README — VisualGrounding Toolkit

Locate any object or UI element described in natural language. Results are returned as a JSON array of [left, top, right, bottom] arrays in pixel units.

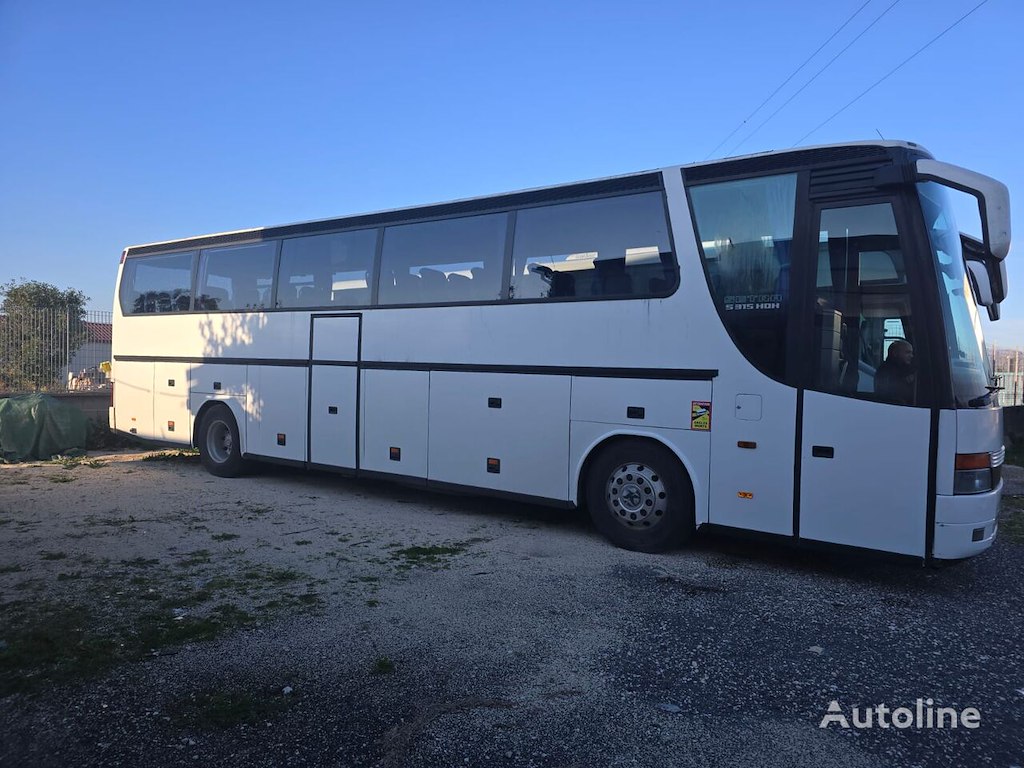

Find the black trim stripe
[[115, 355, 310, 367], [113, 355, 718, 381], [792, 388, 804, 538], [925, 408, 940, 561], [359, 363, 717, 380]]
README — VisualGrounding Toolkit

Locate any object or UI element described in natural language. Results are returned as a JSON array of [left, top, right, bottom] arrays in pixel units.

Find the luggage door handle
[[811, 445, 834, 459]]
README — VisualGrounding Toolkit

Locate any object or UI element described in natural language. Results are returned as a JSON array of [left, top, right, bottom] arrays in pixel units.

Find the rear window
[[119, 252, 196, 314]]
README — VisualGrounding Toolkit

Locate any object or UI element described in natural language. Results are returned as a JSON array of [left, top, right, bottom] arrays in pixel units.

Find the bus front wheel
[[585, 439, 694, 553], [198, 404, 248, 478]]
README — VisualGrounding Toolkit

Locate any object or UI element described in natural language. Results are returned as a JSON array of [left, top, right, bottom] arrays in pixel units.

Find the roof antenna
[[875, 128, 886, 139]]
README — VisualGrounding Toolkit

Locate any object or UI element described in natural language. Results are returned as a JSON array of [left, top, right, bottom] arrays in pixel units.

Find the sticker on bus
[[691, 401, 711, 431]]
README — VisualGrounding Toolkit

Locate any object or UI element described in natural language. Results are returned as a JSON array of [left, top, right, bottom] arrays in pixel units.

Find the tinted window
[[510, 193, 674, 300], [196, 242, 277, 311], [378, 214, 507, 305], [278, 229, 377, 308], [812, 203, 917, 404], [120, 252, 196, 314], [690, 174, 797, 380]]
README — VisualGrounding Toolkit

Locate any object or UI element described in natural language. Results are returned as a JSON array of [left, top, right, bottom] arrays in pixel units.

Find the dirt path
[[2, 451, 1022, 767]]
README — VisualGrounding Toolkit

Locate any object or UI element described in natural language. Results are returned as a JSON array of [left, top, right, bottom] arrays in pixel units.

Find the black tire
[[585, 439, 694, 553], [197, 404, 248, 478]]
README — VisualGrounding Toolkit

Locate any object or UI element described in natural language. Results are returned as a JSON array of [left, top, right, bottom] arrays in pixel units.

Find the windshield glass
[[917, 181, 993, 407]]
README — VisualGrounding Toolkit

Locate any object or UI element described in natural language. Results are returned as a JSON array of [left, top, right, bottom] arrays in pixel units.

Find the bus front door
[[309, 314, 361, 469], [796, 200, 931, 557]]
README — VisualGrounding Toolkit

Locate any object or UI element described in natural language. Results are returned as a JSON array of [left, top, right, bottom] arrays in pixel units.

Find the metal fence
[[0, 309, 113, 394], [994, 348, 1024, 408]]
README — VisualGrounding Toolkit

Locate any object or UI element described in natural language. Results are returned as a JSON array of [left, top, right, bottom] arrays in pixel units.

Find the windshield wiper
[[967, 385, 1002, 408]]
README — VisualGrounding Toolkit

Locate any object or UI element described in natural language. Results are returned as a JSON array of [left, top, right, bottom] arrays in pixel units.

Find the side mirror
[[966, 261, 994, 306], [917, 159, 1011, 261]]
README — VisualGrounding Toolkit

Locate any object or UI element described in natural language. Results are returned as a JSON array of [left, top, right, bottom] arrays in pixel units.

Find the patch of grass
[[0, 602, 117, 695], [141, 449, 199, 462], [84, 514, 133, 528], [39, 551, 68, 561], [294, 539, 312, 546], [211, 532, 240, 542], [0, 549, 325, 696], [389, 541, 476, 571], [371, 656, 395, 675], [0, 563, 24, 574], [171, 685, 295, 729], [365, 599, 380, 608], [240, 502, 274, 516], [178, 549, 212, 567], [1000, 495, 1024, 543], [242, 566, 301, 584], [50, 454, 87, 468], [134, 603, 254, 652], [0, 518, 12, 526], [122, 557, 160, 568], [49, 474, 75, 484]]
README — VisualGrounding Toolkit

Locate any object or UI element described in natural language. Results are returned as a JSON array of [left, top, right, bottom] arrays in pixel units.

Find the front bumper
[[932, 481, 1002, 559]]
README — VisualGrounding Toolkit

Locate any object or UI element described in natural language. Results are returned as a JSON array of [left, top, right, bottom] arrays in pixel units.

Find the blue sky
[[1, 0, 1020, 344]]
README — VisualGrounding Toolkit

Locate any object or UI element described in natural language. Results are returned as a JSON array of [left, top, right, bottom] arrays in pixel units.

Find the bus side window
[[379, 214, 506, 305], [278, 229, 376, 309], [510, 193, 675, 302], [197, 242, 277, 312]]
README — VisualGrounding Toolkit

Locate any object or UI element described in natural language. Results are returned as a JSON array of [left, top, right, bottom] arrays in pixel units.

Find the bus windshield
[[917, 181, 993, 408]]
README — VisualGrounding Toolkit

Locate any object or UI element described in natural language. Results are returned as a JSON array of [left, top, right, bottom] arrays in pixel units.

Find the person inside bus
[[875, 339, 915, 404]]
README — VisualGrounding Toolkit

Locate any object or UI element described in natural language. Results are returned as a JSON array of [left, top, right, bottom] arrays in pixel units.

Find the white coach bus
[[110, 141, 1011, 561]]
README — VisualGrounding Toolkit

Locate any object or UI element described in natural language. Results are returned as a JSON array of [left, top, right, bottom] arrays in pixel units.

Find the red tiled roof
[[84, 321, 112, 343]]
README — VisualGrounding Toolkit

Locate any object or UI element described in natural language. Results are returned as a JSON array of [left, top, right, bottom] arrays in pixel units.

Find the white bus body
[[110, 141, 1010, 561]]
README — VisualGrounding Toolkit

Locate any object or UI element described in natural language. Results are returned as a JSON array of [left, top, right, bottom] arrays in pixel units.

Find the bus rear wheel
[[585, 439, 694, 553], [198, 404, 248, 478]]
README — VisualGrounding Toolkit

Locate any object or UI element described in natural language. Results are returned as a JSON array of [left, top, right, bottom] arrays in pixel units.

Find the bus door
[[309, 314, 361, 469], [796, 199, 931, 556], [688, 171, 803, 538]]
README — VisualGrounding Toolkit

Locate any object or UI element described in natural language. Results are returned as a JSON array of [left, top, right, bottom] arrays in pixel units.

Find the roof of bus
[[124, 139, 928, 256]]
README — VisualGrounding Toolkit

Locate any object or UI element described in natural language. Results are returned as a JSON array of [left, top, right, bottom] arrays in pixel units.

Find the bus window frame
[[685, 169, 811, 389]]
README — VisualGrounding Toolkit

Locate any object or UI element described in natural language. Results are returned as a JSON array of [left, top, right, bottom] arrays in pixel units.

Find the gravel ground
[[1, 451, 1022, 768]]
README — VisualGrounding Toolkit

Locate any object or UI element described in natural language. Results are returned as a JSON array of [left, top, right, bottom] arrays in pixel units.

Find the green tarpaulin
[[0, 394, 88, 461]]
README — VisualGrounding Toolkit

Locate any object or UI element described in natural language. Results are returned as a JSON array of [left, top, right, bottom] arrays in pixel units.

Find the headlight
[[953, 450, 1002, 495]]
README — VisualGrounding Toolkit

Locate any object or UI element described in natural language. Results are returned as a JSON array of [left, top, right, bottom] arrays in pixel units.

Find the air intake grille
[[808, 159, 892, 199], [686, 144, 891, 183]]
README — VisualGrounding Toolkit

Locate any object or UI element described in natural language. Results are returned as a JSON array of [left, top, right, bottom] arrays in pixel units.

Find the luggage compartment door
[[309, 314, 361, 469]]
